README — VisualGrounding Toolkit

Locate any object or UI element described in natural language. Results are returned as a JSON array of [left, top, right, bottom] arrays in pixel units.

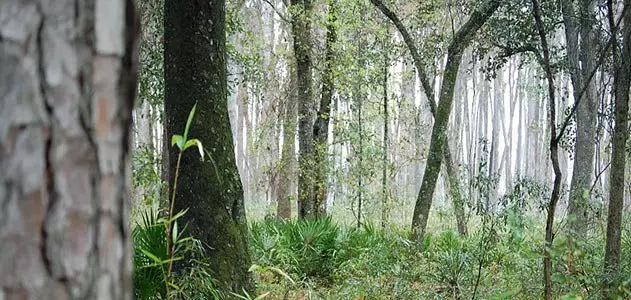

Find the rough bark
[[164, 0, 252, 293], [604, 0, 631, 280], [0, 0, 139, 299], [291, 0, 316, 219], [410, 0, 499, 241], [561, 0, 599, 235], [371, 0, 468, 236], [311, 0, 337, 217]]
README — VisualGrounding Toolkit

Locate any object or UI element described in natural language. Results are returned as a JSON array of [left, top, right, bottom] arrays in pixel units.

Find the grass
[[248, 213, 631, 299]]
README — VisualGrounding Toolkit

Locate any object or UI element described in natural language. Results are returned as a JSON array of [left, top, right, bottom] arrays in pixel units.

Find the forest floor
[[248, 215, 631, 299]]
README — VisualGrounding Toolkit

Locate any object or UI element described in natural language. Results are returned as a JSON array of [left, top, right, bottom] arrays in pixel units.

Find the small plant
[[133, 104, 209, 299]]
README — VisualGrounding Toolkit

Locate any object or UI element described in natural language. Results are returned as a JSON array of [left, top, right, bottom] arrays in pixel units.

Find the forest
[[0, 0, 630, 298]]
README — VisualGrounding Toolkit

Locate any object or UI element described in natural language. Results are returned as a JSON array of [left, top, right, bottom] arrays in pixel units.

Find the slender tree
[[371, 0, 469, 236], [604, 0, 631, 287], [531, 0, 562, 297], [0, 0, 139, 298], [164, 0, 252, 293], [312, 0, 338, 217], [410, 0, 500, 241]]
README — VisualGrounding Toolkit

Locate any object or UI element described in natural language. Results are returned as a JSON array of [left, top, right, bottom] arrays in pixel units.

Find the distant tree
[[372, 0, 469, 237], [164, 0, 252, 293], [374, 0, 499, 241], [0, 0, 139, 298], [311, 0, 338, 218]]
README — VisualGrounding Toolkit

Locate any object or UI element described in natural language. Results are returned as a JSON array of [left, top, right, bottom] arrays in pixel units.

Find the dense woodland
[[1, 0, 630, 298]]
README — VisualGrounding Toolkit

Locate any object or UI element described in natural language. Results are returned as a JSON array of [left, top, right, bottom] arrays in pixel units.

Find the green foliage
[[249, 214, 631, 299], [250, 217, 340, 280], [133, 207, 221, 299], [133, 209, 168, 299]]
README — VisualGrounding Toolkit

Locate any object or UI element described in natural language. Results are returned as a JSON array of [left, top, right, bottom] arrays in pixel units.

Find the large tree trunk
[[291, 0, 316, 219], [411, 0, 499, 241], [164, 0, 252, 293], [0, 0, 139, 298], [562, 0, 599, 235]]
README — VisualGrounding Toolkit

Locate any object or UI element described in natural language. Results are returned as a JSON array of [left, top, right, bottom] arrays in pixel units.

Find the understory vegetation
[[247, 215, 631, 299], [132, 202, 631, 299]]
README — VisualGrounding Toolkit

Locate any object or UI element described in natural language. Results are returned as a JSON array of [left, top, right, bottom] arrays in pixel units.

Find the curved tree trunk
[[0, 0, 139, 298], [164, 0, 252, 293], [411, 0, 500, 241], [371, 0, 469, 236]]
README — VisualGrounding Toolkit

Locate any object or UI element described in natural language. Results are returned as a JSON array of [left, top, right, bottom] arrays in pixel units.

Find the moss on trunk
[[164, 0, 252, 294]]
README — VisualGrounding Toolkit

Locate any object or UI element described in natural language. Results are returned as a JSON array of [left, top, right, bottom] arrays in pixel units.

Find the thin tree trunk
[[371, 0, 470, 236], [277, 66, 298, 219], [382, 43, 389, 229], [311, 0, 337, 217], [531, 0, 562, 297], [411, 0, 499, 241], [0, 1, 139, 298], [603, 0, 631, 287]]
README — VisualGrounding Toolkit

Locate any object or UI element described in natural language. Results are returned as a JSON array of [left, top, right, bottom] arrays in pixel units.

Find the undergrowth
[[248, 214, 631, 299]]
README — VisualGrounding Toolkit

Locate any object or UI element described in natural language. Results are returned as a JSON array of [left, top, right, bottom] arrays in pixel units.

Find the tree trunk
[[604, 0, 631, 282], [371, 0, 469, 236], [311, 0, 337, 217], [411, 0, 499, 241], [277, 65, 298, 219], [382, 42, 389, 228], [0, 1, 139, 298], [562, 0, 599, 235], [164, 0, 252, 293], [291, 0, 316, 219]]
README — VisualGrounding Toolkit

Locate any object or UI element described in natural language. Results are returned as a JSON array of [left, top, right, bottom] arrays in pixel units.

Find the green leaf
[[172, 221, 179, 244], [140, 248, 164, 264], [183, 139, 205, 161], [168, 208, 189, 223], [171, 134, 184, 150], [254, 292, 270, 300], [183, 103, 197, 141]]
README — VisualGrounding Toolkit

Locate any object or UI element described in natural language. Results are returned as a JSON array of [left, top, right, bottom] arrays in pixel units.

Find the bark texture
[[561, 0, 599, 234], [164, 0, 252, 293], [292, 0, 316, 219], [411, 0, 499, 241], [0, 0, 139, 299]]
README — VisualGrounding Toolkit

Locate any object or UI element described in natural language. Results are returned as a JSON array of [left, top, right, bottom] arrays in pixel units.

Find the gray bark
[[562, 0, 599, 234], [0, 0, 139, 299]]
